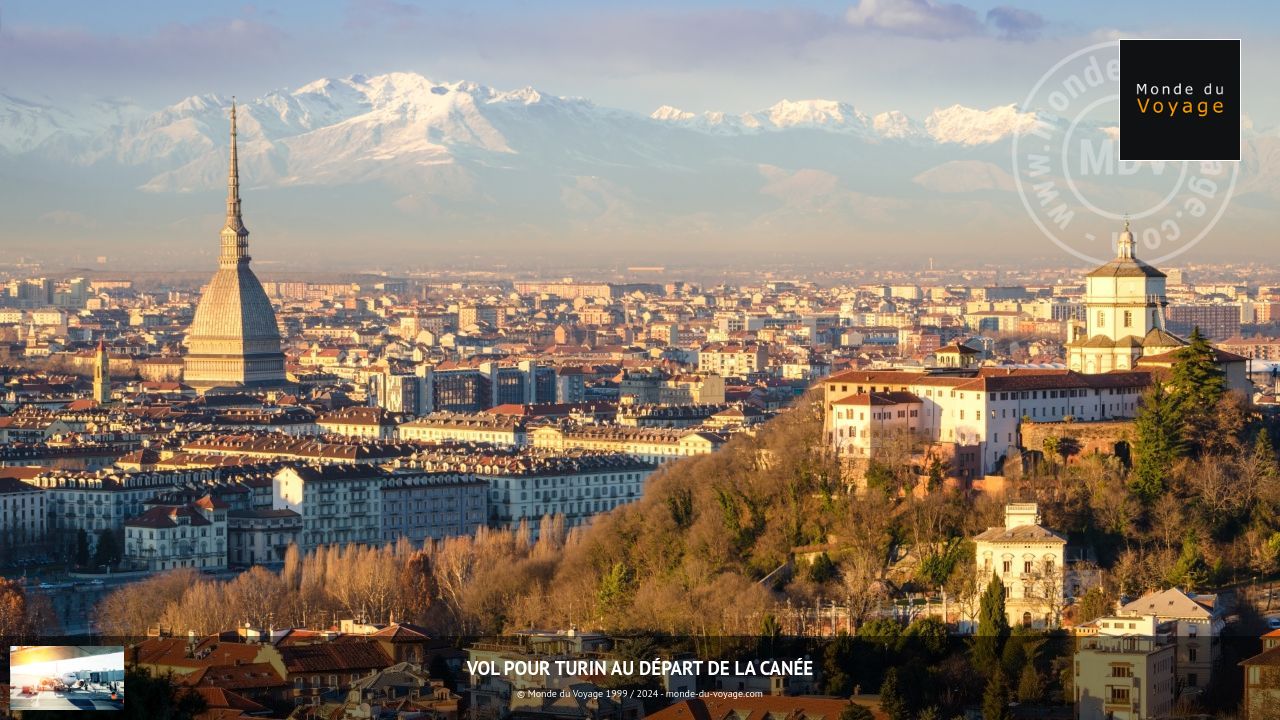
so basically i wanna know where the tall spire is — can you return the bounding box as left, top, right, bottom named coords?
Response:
left=219, top=97, right=250, bottom=268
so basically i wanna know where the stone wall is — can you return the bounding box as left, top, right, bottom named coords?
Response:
left=1019, top=419, right=1135, bottom=467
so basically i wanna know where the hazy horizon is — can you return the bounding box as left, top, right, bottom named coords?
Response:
left=2, top=0, right=1278, bottom=268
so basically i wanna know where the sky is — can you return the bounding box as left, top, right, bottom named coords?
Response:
left=2, top=0, right=1279, bottom=270
left=3, top=0, right=1278, bottom=120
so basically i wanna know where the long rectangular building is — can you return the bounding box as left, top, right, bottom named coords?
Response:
left=823, top=367, right=1150, bottom=478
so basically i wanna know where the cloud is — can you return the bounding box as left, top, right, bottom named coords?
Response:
left=0, top=15, right=288, bottom=102
left=344, top=0, right=423, bottom=31
left=985, top=6, right=1045, bottom=41
left=845, top=0, right=983, bottom=40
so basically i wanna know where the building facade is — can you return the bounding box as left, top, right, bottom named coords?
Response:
left=973, top=503, right=1067, bottom=629
left=1074, top=614, right=1177, bottom=720
left=124, top=495, right=228, bottom=572
left=227, top=508, right=303, bottom=566
left=380, top=471, right=488, bottom=544
left=0, top=477, right=46, bottom=550
left=479, top=454, right=655, bottom=536
left=272, top=465, right=384, bottom=551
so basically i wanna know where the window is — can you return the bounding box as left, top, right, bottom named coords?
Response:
left=1123, top=310, right=1133, bottom=327
left=1188, top=647, right=1198, bottom=662
left=1002, top=560, right=1011, bottom=573
left=1111, top=665, right=1132, bottom=678
left=1109, top=687, right=1130, bottom=703
left=1097, top=310, right=1105, bottom=326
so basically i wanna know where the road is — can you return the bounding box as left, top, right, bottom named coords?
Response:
left=9, top=686, right=124, bottom=711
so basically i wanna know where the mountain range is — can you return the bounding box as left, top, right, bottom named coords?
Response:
left=1, top=71, right=1275, bottom=267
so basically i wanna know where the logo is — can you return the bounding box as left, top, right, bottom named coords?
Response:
left=1120, top=39, right=1240, bottom=161
left=1012, top=41, right=1238, bottom=265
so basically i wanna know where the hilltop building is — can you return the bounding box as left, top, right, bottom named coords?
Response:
left=1066, top=221, right=1183, bottom=373
left=1066, top=221, right=1247, bottom=389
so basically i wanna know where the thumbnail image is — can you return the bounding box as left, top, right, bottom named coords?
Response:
left=8, top=646, right=124, bottom=712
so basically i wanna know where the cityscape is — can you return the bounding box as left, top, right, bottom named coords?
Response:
left=3, top=1, right=1280, bottom=720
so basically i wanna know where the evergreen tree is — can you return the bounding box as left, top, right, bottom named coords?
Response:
left=1131, top=381, right=1185, bottom=503
left=982, top=670, right=1011, bottom=720
left=1169, top=327, right=1227, bottom=410
left=74, top=529, right=90, bottom=567
left=808, top=552, right=837, bottom=583
left=926, top=456, right=946, bottom=491
left=974, top=573, right=1010, bottom=671
left=1166, top=532, right=1209, bottom=591
left=839, top=705, right=875, bottom=720
left=596, top=562, right=633, bottom=614
left=1017, top=664, right=1043, bottom=703
left=94, top=530, right=120, bottom=567
left=1168, top=327, right=1228, bottom=454
left=1252, top=428, right=1279, bottom=479
left=822, top=635, right=854, bottom=696
left=978, top=573, right=1010, bottom=637
left=878, top=668, right=910, bottom=720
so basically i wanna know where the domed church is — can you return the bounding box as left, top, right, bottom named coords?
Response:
left=183, top=102, right=287, bottom=392
left=1067, top=221, right=1187, bottom=374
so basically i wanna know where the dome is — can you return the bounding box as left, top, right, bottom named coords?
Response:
left=187, top=264, right=282, bottom=354
left=183, top=100, right=287, bottom=391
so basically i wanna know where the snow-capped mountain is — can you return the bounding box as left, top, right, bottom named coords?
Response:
left=0, top=93, right=143, bottom=156
left=650, top=98, right=877, bottom=137
left=0, top=73, right=1051, bottom=189
left=0, top=71, right=1272, bottom=264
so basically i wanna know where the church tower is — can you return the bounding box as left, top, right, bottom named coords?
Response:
left=92, top=339, right=110, bottom=405
left=1067, top=221, right=1184, bottom=373
left=184, top=100, right=288, bottom=392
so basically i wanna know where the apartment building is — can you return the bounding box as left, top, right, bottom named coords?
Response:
left=227, top=508, right=303, bottom=566
left=380, top=471, right=487, bottom=544
left=698, top=342, right=767, bottom=378
left=272, top=465, right=385, bottom=551
left=478, top=453, right=654, bottom=536
left=1240, top=629, right=1280, bottom=720
left=124, top=494, right=228, bottom=572
left=316, top=407, right=400, bottom=440
left=0, top=476, right=46, bottom=549
left=1074, top=614, right=1177, bottom=720
left=397, top=413, right=528, bottom=446
left=529, top=425, right=726, bottom=465
left=1120, top=588, right=1225, bottom=693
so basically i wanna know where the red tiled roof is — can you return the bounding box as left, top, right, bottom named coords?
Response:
left=280, top=641, right=391, bottom=673
left=831, top=391, right=922, bottom=406
left=191, top=686, right=268, bottom=712
left=125, top=505, right=213, bottom=529
left=133, top=637, right=262, bottom=669
left=181, top=662, right=286, bottom=690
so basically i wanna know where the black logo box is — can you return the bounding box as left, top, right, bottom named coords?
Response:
left=1119, top=39, right=1240, bottom=161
